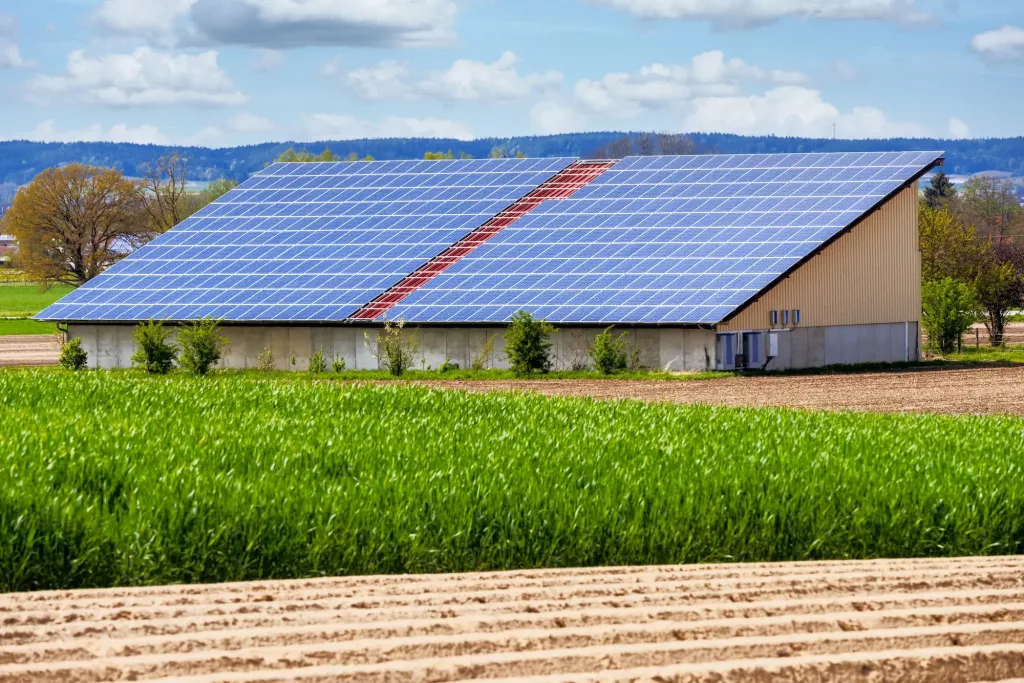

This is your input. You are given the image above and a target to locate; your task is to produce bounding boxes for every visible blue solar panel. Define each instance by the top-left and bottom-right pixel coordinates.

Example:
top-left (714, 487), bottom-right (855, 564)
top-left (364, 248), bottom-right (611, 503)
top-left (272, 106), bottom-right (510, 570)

top-left (387, 151), bottom-right (943, 324)
top-left (38, 158), bottom-right (575, 322)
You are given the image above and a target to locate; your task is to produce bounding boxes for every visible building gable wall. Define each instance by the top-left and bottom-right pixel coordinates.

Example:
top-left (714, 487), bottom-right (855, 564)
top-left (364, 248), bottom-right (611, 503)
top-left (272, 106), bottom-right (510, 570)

top-left (718, 183), bottom-right (920, 332)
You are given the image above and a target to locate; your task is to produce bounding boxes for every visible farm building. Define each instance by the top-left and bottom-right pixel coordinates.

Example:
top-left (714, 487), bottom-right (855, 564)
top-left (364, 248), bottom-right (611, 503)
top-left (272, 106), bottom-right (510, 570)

top-left (38, 151), bottom-right (943, 371)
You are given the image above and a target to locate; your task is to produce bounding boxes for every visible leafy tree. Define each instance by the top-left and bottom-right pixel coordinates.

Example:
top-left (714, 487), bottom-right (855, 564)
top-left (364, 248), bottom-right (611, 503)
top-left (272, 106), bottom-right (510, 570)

top-left (923, 171), bottom-right (957, 210)
top-left (922, 278), bottom-right (979, 354)
top-left (202, 178), bottom-right (239, 204)
top-left (919, 205), bottom-right (987, 282)
top-left (1, 164), bottom-right (147, 286)
top-left (344, 152), bottom-right (375, 161)
top-left (424, 151), bottom-right (456, 160)
top-left (276, 147), bottom-right (340, 162)
top-left (364, 320), bottom-right (420, 376)
top-left (308, 346), bottom-right (327, 373)
top-left (58, 337), bottom-right (89, 371)
top-left (588, 326), bottom-right (629, 374)
top-left (505, 310), bottom-right (555, 376)
top-left (974, 242), bottom-right (1024, 346)
top-left (131, 319), bottom-right (177, 374)
top-left (139, 152), bottom-right (195, 233)
top-left (489, 146), bottom-right (525, 159)
top-left (958, 175), bottom-right (1024, 243)
top-left (177, 317), bottom-right (228, 374)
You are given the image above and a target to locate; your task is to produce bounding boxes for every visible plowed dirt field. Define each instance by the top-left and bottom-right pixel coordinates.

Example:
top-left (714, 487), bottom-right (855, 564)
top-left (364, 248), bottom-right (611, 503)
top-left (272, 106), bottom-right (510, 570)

top-left (3, 556), bottom-right (1024, 682)
top-left (424, 364), bottom-right (1024, 416)
top-left (0, 335), bottom-right (59, 367)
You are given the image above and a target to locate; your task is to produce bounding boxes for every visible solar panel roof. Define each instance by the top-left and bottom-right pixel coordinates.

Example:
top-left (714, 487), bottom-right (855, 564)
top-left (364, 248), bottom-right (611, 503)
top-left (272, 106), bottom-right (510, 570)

top-left (38, 157), bottom-right (575, 322)
top-left (386, 151), bottom-right (943, 325)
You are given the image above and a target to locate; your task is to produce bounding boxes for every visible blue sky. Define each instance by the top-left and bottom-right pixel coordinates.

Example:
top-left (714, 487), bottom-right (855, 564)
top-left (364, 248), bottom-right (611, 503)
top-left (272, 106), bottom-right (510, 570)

top-left (0, 0), bottom-right (1022, 147)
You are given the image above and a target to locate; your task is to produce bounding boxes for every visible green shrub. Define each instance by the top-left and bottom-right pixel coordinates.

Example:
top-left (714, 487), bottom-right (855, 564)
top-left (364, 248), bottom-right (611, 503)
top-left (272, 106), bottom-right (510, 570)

top-left (439, 357), bottom-right (459, 372)
top-left (58, 337), bottom-right (88, 371)
top-left (332, 355), bottom-right (346, 372)
top-left (365, 320), bottom-right (420, 376)
top-left (131, 319), bottom-right (177, 374)
top-left (308, 347), bottom-right (327, 373)
top-left (256, 347), bottom-right (275, 372)
top-left (177, 317), bottom-right (228, 375)
top-left (588, 326), bottom-right (629, 374)
top-left (471, 333), bottom-right (496, 370)
top-left (922, 278), bottom-right (979, 354)
top-left (505, 310), bottom-right (555, 376)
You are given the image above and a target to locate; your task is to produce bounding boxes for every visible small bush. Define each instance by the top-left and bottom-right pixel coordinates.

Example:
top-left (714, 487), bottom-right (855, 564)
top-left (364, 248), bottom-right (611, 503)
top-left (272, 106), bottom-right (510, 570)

top-left (332, 355), bottom-right (346, 372)
top-left (439, 358), bottom-right (459, 373)
top-left (365, 320), bottom-right (420, 376)
top-left (589, 326), bottom-right (629, 374)
top-left (131, 319), bottom-right (177, 374)
top-left (471, 333), bottom-right (496, 370)
top-left (177, 317), bottom-right (228, 375)
top-left (256, 347), bottom-right (275, 372)
top-left (308, 347), bottom-right (327, 373)
top-left (505, 310), bottom-right (555, 376)
top-left (59, 336), bottom-right (88, 371)
top-left (922, 278), bottom-right (979, 354)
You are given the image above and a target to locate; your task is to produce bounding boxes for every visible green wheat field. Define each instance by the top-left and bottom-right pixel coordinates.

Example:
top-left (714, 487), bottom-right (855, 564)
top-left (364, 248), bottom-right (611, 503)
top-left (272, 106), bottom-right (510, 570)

top-left (2, 370), bottom-right (1022, 591)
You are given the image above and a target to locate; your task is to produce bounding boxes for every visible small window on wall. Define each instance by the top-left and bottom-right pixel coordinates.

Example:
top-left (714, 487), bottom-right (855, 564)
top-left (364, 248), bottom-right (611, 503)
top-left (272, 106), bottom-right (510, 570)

top-left (782, 310), bottom-right (790, 326)
top-left (769, 310), bottom-right (778, 326)
top-left (793, 309), bottom-right (802, 325)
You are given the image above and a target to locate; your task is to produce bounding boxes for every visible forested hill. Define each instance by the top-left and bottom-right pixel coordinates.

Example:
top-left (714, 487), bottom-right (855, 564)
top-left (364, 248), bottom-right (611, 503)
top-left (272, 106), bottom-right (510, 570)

top-left (1, 132), bottom-right (1022, 186)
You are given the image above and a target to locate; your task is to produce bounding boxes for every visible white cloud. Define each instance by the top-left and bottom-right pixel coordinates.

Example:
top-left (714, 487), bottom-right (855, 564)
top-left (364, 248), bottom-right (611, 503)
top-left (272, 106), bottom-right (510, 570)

top-left (683, 86), bottom-right (927, 138)
top-left (345, 60), bottom-right (411, 100)
top-left (948, 117), bottom-right (970, 138)
top-left (28, 48), bottom-right (248, 108)
top-left (590, 0), bottom-right (930, 29)
top-left (320, 57), bottom-right (342, 77)
top-left (228, 112), bottom-right (275, 133)
top-left (94, 0), bottom-right (459, 49)
top-left (249, 48), bottom-right (283, 72)
top-left (574, 51), bottom-right (805, 118)
top-left (970, 25), bottom-right (1024, 62)
top-left (0, 15), bottom-right (32, 69)
top-left (6, 120), bottom-right (170, 145)
top-left (301, 113), bottom-right (473, 140)
top-left (828, 61), bottom-right (860, 81)
top-left (93, 0), bottom-right (195, 46)
top-left (419, 51), bottom-right (562, 102)
top-left (530, 100), bottom-right (587, 134)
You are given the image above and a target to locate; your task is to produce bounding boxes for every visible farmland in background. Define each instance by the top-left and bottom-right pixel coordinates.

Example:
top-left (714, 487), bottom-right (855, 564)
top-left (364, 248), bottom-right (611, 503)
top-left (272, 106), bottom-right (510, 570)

top-left (0, 280), bottom-right (68, 335)
top-left (2, 370), bottom-right (1023, 592)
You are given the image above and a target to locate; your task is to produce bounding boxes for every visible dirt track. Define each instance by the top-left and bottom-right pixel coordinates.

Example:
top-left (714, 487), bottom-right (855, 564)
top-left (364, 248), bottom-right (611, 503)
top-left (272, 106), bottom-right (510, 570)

top-left (425, 365), bottom-right (1024, 416)
top-left (2, 556), bottom-right (1024, 682)
top-left (0, 335), bottom-right (59, 367)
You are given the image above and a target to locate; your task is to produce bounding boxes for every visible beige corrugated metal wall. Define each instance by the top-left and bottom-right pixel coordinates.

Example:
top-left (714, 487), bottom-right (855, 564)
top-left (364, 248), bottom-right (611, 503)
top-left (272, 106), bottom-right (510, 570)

top-left (719, 183), bottom-right (920, 332)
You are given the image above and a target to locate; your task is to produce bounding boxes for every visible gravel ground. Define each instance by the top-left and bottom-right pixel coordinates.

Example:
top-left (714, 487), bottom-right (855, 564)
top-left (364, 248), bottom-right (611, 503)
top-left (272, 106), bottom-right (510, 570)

top-left (3, 556), bottom-right (1024, 682)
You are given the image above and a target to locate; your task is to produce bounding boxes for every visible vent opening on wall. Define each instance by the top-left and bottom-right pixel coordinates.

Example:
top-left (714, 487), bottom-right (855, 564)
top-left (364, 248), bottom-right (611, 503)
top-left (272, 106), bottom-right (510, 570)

top-left (782, 310), bottom-right (790, 326)
top-left (769, 310), bottom-right (778, 326)
top-left (794, 309), bottom-right (802, 325)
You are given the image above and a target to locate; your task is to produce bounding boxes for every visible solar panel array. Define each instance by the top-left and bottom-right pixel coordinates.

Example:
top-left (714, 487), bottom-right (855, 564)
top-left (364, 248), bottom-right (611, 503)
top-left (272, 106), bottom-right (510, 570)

top-left (39, 158), bottom-right (574, 322)
top-left (387, 151), bottom-right (942, 324)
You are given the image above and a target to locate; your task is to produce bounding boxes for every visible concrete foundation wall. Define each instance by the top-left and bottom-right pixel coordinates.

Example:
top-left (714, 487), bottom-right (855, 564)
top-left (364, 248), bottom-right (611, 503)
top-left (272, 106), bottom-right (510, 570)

top-left (67, 324), bottom-right (719, 373)
top-left (763, 322), bottom-right (918, 371)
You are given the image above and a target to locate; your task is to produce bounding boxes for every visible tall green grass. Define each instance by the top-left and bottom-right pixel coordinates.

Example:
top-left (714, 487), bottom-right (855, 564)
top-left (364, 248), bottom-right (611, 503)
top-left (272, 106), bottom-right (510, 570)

top-left (0, 283), bottom-right (74, 318)
top-left (2, 370), bottom-right (1023, 591)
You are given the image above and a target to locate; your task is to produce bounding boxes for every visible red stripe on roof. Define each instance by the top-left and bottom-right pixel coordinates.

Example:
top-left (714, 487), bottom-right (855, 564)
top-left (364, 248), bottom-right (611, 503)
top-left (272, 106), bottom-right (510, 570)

top-left (349, 160), bottom-right (615, 321)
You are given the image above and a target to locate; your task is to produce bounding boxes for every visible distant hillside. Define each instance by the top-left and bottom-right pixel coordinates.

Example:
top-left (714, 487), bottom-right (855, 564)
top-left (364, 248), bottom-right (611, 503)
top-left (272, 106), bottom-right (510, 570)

top-left (0, 132), bottom-right (1022, 187)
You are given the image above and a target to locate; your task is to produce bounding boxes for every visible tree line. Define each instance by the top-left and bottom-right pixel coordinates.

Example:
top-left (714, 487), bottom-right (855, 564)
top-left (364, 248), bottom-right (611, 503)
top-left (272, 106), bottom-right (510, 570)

top-left (919, 171), bottom-right (1024, 351)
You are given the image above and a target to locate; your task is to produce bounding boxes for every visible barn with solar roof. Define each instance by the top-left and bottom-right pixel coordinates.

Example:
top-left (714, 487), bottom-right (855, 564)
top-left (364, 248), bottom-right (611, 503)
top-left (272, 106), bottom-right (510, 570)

top-left (37, 151), bottom-right (943, 371)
